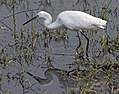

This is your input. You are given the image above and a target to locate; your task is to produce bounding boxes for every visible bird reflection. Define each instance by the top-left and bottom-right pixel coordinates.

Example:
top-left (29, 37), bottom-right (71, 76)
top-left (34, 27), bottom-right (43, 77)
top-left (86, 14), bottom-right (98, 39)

top-left (26, 68), bottom-right (87, 88)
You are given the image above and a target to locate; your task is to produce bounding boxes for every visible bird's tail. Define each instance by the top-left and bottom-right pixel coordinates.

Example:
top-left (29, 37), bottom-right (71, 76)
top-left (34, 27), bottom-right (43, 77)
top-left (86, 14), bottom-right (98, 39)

top-left (101, 19), bottom-right (107, 25)
top-left (98, 19), bottom-right (107, 29)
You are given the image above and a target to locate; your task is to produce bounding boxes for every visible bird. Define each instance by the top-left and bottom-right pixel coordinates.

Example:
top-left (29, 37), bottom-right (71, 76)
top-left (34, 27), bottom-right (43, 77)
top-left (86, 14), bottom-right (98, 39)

top-left (26, 68), bottom-right (87, 88)
top-left (23, 10), bottom-right (107, 57)
top-left (23, 10), bottom-right (107, 29)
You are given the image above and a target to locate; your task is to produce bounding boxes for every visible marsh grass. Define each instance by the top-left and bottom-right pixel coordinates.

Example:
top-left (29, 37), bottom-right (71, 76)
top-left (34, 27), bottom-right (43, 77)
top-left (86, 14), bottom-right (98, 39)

top-left (0, 0), bottom-right (119, 94)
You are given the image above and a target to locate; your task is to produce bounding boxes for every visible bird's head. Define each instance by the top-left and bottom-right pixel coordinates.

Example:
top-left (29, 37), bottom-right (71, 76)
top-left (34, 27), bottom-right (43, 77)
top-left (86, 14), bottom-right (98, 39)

top-left (23, 11), bottom-right (51, 25)
top-left (37, 11), bottom-right (50, 18)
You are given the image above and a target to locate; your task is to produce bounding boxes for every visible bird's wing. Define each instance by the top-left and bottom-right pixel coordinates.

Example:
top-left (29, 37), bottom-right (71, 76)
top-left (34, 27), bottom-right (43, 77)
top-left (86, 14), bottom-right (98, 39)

top-left (58, 11), bottom-right (106, 29)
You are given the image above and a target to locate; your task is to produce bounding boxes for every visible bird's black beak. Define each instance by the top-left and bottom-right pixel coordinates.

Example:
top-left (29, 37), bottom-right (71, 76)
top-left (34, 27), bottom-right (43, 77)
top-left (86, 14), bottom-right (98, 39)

top-left (23, 15), bottom-right (39, 25)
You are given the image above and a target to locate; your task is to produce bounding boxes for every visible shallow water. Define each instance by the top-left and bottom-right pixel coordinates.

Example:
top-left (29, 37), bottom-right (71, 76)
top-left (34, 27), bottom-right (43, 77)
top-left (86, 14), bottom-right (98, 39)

top-left (0, 0), bottom-right (119, 94)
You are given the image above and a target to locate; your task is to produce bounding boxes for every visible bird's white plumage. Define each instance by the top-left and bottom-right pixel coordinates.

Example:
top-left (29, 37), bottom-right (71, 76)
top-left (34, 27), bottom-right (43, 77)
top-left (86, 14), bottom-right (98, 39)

top-left (23, 10), bottom-right (107, 58)
top-left (58, 11), bottom-right (107, 29)
top-left (35, 11), bottom-right (107, 30)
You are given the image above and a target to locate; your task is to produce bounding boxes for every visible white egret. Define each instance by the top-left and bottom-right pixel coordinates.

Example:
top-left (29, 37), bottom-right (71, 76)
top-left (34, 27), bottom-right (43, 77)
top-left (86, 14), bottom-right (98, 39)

top-left (23, 11), bottom-right (107, 57)
top-left (23, 11), bottom-right (107, 29)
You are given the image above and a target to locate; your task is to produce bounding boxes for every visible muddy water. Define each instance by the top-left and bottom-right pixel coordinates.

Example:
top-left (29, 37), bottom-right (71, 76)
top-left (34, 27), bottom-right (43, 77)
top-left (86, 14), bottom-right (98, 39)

top-left (0, 0), bottom-right (119, 94)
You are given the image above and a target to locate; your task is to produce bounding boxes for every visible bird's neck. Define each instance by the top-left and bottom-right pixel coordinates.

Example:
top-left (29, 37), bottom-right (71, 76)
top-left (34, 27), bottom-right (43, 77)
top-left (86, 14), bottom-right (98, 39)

top-left (43, 14), bottom-right (52, 29)
top-left (43, 15), bottom-right (62, 29)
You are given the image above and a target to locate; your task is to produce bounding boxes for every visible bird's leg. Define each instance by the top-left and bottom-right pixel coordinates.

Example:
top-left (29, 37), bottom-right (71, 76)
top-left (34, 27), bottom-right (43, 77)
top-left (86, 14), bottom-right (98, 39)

top-left (76, 31), bottom-right (81, 55)
top-left (75, 31), bottom-right (84, 69)
top-left (79, 30), bottom-right (89, 60)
